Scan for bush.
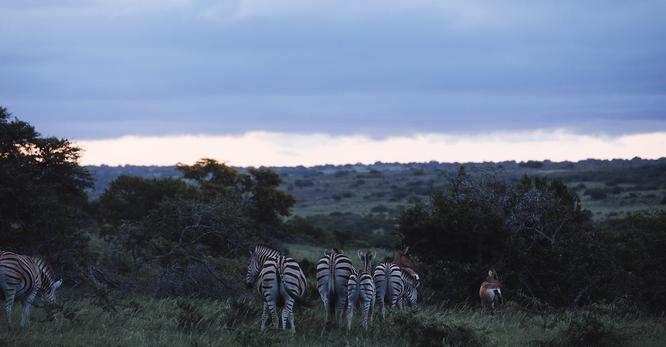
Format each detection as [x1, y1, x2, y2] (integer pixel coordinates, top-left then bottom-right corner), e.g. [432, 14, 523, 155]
[556, 313, 624, 347]
[392, 311, 485, 347]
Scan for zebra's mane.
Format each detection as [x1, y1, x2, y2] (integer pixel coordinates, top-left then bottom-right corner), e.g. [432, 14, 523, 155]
[32, 256, 56, 286]
[254, 243, 281, 255]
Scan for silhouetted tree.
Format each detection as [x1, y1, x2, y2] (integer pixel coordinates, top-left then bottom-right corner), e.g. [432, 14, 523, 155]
[0, 106, 92, 265]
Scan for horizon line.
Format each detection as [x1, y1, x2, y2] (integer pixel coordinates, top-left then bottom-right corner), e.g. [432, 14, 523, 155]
[75, 129, 666, 167]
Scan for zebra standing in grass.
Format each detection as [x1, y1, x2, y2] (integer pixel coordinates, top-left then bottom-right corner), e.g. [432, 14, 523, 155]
[393, 247, 420, 311]
[373, 261, 403, 319]
[0, 251, 62, 328]
[244, 244, 308, 333]
[347, 249, 376, 330]
[316, 248, 353, 325]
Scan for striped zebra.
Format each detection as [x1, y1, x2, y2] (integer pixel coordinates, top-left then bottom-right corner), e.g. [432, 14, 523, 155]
[244, 244, 308, 333]
[479, 269, 503, 313]
[393, 247, 420, 311]
[0, 251, 62, 328]
[316, 248, 353, 325]
[373, 261, 403, 319]
[398, 270, 419, 311]
[346, 249, 375, 330]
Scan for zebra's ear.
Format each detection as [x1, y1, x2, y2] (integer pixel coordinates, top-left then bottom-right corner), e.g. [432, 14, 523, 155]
[357, 249, 364, 261]
[53, 279, 62, 290]
[403, 246, 410, 255]
[488, 270, 493, 277]
[367, 250, 374, 261]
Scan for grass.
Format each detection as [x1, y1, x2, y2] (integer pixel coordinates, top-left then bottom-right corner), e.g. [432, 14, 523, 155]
[2, 298, 665, 346]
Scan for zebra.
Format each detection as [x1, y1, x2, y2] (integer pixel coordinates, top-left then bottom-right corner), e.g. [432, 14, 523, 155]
[373, 261, 403, 319]
[346, 249, 375, 330]
[393, 247, 420, 311]
[244, 244, 308, 333]
[0, 251, 62, 329]
[316, 248, 353, 326]
[479, 269, 503, 313]
[398, 269, 419, 311]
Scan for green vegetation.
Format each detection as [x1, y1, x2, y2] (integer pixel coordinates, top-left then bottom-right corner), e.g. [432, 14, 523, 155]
[3, 106, 666, 345]
[2, 299, 664, 346]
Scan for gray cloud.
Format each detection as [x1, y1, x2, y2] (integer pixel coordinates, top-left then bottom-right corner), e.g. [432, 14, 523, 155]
[1, 0, 665, 139]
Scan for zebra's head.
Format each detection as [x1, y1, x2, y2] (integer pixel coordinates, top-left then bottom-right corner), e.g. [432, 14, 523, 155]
[33, 257, 62, 303]
[245, 246, 260, 288]
[357, 249, 373, 272]
[42, 279, 63, 304]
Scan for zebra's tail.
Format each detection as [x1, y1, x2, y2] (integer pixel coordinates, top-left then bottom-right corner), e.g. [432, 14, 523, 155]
[385, 266, 393, 306]
[327, 255, 336, 315]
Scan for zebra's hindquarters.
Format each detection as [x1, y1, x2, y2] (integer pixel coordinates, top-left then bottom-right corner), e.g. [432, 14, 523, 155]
[257, 256, 308, 333]
[316, 252, 353, 325]
[373, 262, 403, 319]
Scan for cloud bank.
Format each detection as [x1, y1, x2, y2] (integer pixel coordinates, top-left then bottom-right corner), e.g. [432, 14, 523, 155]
[77, 130, 666, 166]
[2, 1, 665, 139]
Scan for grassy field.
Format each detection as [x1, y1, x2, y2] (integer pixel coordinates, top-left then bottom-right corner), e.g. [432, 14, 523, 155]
[2, 298, 665, 346]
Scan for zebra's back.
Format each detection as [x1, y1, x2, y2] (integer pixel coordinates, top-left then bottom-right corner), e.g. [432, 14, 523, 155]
[0, 251, 41, 300]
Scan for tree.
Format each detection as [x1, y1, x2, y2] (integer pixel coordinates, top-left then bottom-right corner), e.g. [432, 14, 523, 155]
[0, 106, 92, 266]
[97, 176, 193, 229]
[176, 159, 295, 226]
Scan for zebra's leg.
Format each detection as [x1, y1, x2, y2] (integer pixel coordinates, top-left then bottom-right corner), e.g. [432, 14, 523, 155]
[369, 297, 375, 324]
[336, 295, 346, 327]
[281, 297, 295, 333]
[346, 300, 354, 331]
[289, 307, 296, 334]
[268, 302, 279, 330]
[20, 290, 37, 328]
[260, 302, 269, 331]
[361, 300, 370, 330]
[3, 288, 16, 330]
[320, 295, 330, 323]
[380, 298, 386, 320]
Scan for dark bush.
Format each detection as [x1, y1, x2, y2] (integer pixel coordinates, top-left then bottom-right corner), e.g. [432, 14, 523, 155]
[392, 312, 484, 347]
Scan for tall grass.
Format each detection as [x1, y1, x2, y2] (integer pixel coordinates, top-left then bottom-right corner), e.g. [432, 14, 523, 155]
[1, 298, 664, 346]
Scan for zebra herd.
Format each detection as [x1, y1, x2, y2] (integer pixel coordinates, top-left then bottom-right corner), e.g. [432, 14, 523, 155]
[244, 244, 421, 333]
[0, 246, 500, 331]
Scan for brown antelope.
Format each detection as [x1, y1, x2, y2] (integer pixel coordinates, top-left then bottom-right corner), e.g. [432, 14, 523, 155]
[393, 247, 420, 311]
[479, 269, 503, 313]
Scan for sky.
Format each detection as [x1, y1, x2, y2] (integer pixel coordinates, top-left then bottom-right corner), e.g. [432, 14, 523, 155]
[1, 1, 665, 165]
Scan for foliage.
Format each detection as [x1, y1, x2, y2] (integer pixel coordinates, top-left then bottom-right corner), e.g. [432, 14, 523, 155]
[97, 175, 193, 228]
[2, 299, 663, 346]
[0, 106, 92, 268]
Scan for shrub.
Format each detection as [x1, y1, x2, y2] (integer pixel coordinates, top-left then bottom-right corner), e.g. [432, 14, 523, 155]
[392, 311, 484, 347]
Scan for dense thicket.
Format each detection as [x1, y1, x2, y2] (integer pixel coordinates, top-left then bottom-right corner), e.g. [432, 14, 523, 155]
[398, 167, 666, 311]
[0, 107, 92, 270]
[96, 158, 295, 296]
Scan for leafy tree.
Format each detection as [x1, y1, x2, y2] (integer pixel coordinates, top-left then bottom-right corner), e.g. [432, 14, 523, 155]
[0, 106, 92, 265]
[97, 176, 194, 229]
[176, 159, 294, 226]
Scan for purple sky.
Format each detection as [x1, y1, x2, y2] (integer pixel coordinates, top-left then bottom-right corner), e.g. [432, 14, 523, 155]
[1, 1, 665, 142]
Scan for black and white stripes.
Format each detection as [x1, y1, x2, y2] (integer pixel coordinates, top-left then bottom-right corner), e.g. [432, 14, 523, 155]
[0, 251, 62, 328]
[347, 250, 375, 330]
[373, 262, 403, 319]
[245, 244, 308, 333]
[316, 248, 354, 325]
[246, 244, 421, 333]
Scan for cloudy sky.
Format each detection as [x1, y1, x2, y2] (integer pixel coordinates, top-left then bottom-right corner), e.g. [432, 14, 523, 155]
[2, 1, 665, 165]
